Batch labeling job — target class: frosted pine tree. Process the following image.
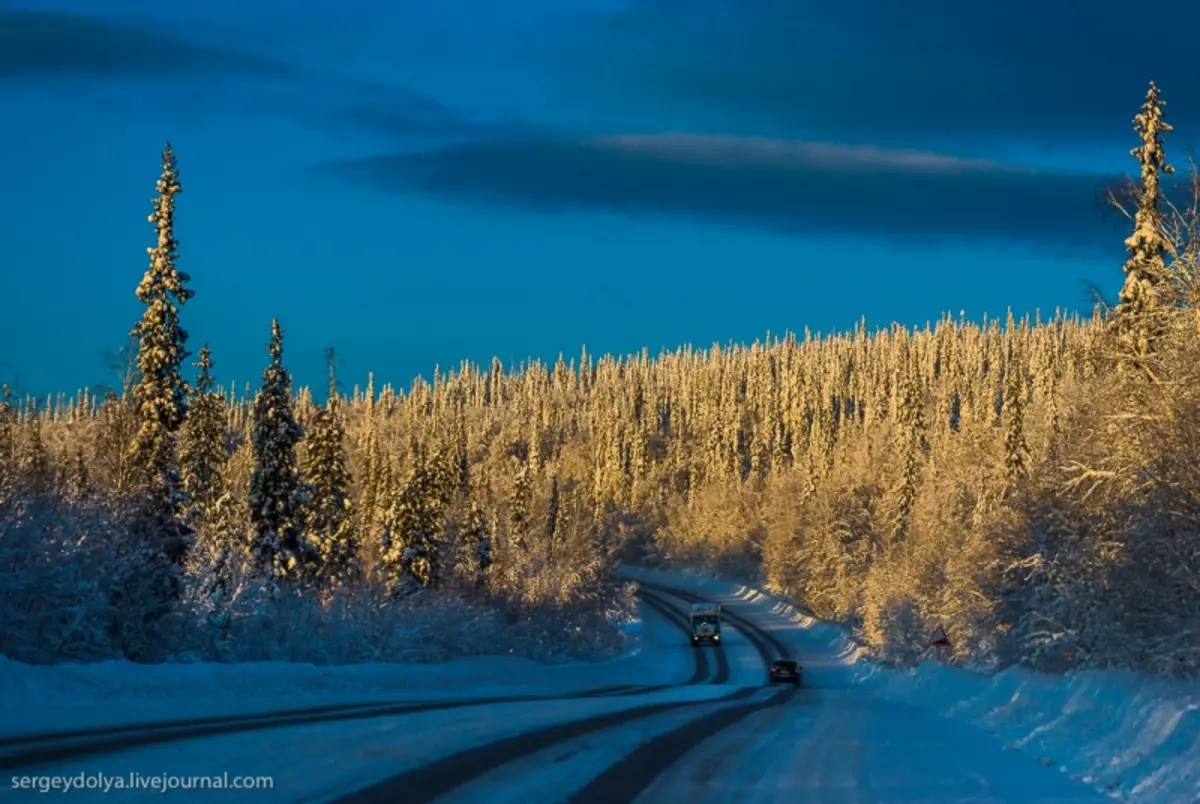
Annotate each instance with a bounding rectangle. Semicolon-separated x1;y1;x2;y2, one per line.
509;456;532;552
19;406;52;497
379;453;443;593
460;499;493;590
180;345;228;514
545;474;560;561
428;442;459;510
0;385;14;501
375;457;399;580
68;447;90;499
1003;348;1030;489
248;320;314;584
454;415;470;492
1114;82;1175;372
128;143;194;541
302;363;358;588
891;344;927;542
402;450;445;589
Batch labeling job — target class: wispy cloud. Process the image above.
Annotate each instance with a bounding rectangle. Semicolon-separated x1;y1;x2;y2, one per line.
589;134;1032;174
0;9;291;78
325;89;545;146
0;8;510;146
313;133;1123;255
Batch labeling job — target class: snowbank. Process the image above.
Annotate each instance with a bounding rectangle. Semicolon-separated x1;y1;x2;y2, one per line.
0;618;681;738
856;662;1200;802
619;564;1200;803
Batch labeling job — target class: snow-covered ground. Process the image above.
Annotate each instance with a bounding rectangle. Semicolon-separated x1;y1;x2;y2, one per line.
621;565;1200;803
0;599;737;802
0;616;676;738
7;683;739;802
2;568;1196;802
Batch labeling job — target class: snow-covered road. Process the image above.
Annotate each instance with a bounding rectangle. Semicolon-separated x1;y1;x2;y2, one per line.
1;573;1113;803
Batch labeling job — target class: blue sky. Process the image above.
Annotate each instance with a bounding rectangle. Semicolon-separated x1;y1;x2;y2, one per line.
1;0;1196;398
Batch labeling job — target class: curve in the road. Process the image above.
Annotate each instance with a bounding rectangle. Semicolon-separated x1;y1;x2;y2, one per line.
332;686;762;804
639;581;792;666
568;685;799;804
637;589;729;684
334;585;785;804
568;581;803;802
330;590;733;803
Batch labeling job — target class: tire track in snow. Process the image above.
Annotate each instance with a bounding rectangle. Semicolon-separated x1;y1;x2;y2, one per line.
329;590;732;802
332;686;762;804
568;686;799;804
566;581;800;802
638;589;724;684
0;684;658;773
1;589;705;772
640;582;792;665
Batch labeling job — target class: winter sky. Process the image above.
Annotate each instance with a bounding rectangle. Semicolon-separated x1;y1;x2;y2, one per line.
1;0;1197;397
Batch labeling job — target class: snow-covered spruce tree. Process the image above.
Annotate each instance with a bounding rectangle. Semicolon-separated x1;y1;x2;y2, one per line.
302;392;358;589
1003;347;1030;490
355;381;385;543
428;442;459;511
179;344;229;515
127;143;194;552
459;498;493;590
545;474;561;562
379;450;444;593
374;456;399;581
248;320;314;585
401;450;445;590
890;341;927;543
453;414;470;493
19;405;54;498
182;488;253;652
1113;81;1175;373
67;447;90;500
509;455;532;552
0;384;15;502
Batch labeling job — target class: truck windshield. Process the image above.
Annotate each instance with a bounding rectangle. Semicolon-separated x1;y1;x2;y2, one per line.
692;615;719;625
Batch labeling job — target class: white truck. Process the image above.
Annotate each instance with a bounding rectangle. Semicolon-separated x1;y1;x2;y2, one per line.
689;602;722;646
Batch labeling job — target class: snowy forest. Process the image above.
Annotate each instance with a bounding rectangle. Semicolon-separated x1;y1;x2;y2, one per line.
2;83;1198;679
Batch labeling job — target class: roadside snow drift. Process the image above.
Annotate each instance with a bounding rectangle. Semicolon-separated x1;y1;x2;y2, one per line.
0;616;683;737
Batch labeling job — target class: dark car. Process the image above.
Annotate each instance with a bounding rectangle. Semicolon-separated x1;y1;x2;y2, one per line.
768;659;802;686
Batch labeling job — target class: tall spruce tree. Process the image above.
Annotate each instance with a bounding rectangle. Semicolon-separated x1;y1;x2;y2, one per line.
1114;82;1175;372
891;341;927;543
545;474;560;562
0;385;14;501
379;451;443;592
248;320;312;583
128;143;194;531
509;455;532;552
302;350;358;587
460;498;493;590
180;345;228;513
1003;349;1030;489
20;405;52;497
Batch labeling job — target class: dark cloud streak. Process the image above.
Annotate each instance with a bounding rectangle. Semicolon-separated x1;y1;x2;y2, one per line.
313;135;1128;256
0;9;293;78
0;9;507;146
